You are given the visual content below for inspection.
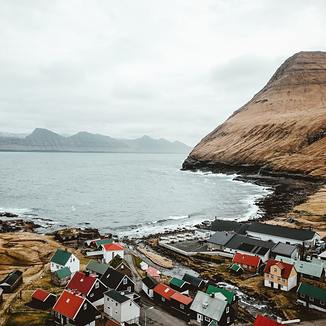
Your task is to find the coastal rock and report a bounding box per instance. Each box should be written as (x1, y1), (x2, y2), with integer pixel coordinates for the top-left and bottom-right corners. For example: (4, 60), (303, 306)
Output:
(183, 51), (326, 179)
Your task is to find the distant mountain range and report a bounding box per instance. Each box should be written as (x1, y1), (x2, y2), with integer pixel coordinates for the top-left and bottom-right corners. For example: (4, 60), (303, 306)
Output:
(0, 128), (190, 153)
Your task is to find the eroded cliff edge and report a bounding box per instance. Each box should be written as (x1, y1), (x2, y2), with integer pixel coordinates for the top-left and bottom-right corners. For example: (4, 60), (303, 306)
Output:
(183, 51), (326, 179)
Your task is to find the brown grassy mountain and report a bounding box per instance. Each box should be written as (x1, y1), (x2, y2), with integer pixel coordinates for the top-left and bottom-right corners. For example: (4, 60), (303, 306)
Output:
(183, 51), (326, 179)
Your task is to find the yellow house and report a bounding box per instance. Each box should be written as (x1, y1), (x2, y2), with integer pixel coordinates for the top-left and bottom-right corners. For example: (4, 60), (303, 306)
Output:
(264, 259), (297, 291)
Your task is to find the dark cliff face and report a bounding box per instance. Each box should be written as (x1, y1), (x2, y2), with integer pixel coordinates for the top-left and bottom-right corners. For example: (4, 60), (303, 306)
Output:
(183, 51), (326, 179)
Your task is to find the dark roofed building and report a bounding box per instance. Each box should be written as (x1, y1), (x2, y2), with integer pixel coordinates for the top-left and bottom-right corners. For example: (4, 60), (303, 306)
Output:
(210, 219), (248, 234)
(271, 242), (300, 260)
(100, 267), (135, 293)
(142, 276), (158, 299)
(86, 260), (109, 277)
(246, 223), (319, 247)
(30, 289), (57, 310)
(182, 273), (205, 291)
(297, 282), (326, 313)
(225, 234), (274, 262)
(0, 270), (23, 293)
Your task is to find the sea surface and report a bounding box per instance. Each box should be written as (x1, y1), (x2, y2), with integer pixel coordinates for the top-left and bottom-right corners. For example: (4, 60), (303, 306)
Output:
(0, 152), (271, 237)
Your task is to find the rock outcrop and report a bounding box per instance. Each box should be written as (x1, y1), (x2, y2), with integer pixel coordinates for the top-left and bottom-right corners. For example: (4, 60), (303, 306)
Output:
(183, 51), (326, 179)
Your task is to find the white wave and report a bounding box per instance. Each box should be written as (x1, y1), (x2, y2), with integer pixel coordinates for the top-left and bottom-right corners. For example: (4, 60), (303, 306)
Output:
(0, 207), (33, 215)
(168, 215), (189, 220)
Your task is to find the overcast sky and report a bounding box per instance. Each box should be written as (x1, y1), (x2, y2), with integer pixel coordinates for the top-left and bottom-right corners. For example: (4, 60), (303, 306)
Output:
(1, 0), (326, 145)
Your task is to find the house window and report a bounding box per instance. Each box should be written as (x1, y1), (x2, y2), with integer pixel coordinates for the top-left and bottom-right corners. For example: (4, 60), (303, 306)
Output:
(162, 297), (165, 302)
(95, 282), (99, 289)
(205, 316), (210, 322)
(321, 301), (325, 306)
(273, 268), (278, 273)
(123, 278), (127, 285)
(180, 304), (184, 310)
(227, 317), (230, 324)
(226, 307), (229, 314)
(300, 293), (305, 299)
(90, 293), (94, 298)
(83, 303), (87, 310)
(309, 297), (314, 302)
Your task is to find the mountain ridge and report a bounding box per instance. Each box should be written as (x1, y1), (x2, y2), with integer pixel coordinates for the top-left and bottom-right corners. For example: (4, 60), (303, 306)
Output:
(0, 128), (190, 153)
(183, 51), (326, 179)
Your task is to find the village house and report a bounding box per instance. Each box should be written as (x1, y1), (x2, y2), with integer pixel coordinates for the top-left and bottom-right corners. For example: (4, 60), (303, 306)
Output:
(207, 231), (235, 251)
(104, 289), (140, 325)
(100, 267), (135, 293)
(52, 290), (100, 326)
(140, 261), (149, 271)
(206, 285), (237, 307)
(276, 255), (325, 281)
(86, 260), (109, 278)
(146, 266), (161, 281)
(112, 261), (132, 277)
(253, 315), (281, 326)
(141, 276), (158, 299)
(210, 220), (248, 234)
(232, 253), (261, 273)
(183, 273), (206, 291)
(102, 243), (124, 264)
(30, 289), (57, 310)
(67, 271), (107, 307)
(224, 234), (274, 262)
(264, 259), (297, 291)
(297, 282), (326, 313)
(169, 277), (190, 292)
(52, 266), (72, 286)
(229, 263), (243, 275)
(190, 291), (234, 326)
(170, 292), (193, 318)
(93, 238), (113, 249)
(246, 223), (320, 248)
(270, 242), (300, 260)
(0, 270), (23, 293)
(153, 283), (176, 303)
(50, 249), (80, 274)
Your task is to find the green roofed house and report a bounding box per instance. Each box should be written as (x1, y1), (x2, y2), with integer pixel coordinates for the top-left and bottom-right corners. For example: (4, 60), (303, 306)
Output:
(50, 249), (80, 275)
(206, 285), (236, 305)
(230, 264), (243, 275)
(94, 238), (113, 248)
(297, 282), (326, 313)
(86, 260), (109, 277)
(51, 267), (72, 286)
(169, 277), (190, 292)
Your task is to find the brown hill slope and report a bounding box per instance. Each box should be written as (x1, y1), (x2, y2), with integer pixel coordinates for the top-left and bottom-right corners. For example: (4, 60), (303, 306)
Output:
(183, 51), (326, 179)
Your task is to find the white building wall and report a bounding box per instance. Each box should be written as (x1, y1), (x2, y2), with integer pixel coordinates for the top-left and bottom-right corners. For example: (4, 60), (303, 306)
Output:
(287, 275), (297, 291)
(104, 295), (122, 321)
(120, 300), (140, 324)
(66, 254), (80, 274)
(103, 250), (124, 264)
(142, 283), (153, 298)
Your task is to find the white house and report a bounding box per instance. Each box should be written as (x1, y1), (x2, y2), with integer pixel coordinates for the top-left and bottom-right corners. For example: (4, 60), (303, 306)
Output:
(101, 243), (124, 264)
(104, 289), (140, 325)
(50, 249), (80, 274)
(141, 276), (157, 299)
(246, 223), (320, 247)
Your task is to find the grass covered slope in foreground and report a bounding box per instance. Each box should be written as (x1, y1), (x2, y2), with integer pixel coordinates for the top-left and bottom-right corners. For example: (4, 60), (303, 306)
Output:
(183, 51), (326, 179)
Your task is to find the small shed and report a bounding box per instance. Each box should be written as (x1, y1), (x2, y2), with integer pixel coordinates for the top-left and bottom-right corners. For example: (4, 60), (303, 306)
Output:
(0, 270), (23, 293)
(170, 292), (193, 317)
(141, 276), (157, 299)
(146, 267), (161, 281)
(229, 263), (243, 275)
(169, 277), (190, 292)
(30, 289), (57, 310)
(51, 266), (72, 286)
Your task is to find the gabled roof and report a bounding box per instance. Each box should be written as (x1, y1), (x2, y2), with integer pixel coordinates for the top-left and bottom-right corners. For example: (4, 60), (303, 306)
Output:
(207, 231), (235, 246)
(271, 242), (298, 257)
(67, 272), (97, 295)
(147, 267), (160, 278)
(233, 253), (261, 268)
(206, 285), (235, 304)
(153, 283), (176, 300)
(102, 243), (124, 252)
(0, 270), (23, 286)
(275, 256), (323, 278)
(95, 238), (113, 247)
(190, 291), (227, 321)
(247, 223), (317, 241)
(230, 264), (243, 273)
(211, 219), (248, 234)
(253, 315), (281, 326)
(297, 282), (326, 302)
(101, 267), (132, 289)
(51, 249), (72, 266)
(182, 273), (204, 288)
(32, 289), (52, 302)
(169, 277), (188, 289)
(53, 290), (85, 320)
(54, 267), (71, 280)
(264, 259), (295, 279)
(170, 292), (193, 305)
(105, 289), (129, 304)
(86, 260), (109, 276)
(142, 276), (157, 289)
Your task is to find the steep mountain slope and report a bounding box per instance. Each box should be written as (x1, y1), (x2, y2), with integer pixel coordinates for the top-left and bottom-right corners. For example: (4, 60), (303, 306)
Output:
(0, 128), (190, 153)
(183, 51), (326, 179)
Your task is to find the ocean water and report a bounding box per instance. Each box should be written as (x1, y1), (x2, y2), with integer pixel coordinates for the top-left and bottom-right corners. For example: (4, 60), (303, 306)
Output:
(0, 152), (271, 236)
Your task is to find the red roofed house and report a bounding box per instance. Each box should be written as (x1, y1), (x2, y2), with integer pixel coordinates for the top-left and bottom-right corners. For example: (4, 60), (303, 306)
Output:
(170, 292), (193, 318)
(253, 315), (281, 326)
(66, 271), (107, 307)
(102, 243), (124, 264)
(146, 266), (161, 281)
(153, 283), (176, 303)
(30, 288), (57, 310)
(233, 253), (261, 272)
(52, 290), (100, 326)
(264, 259), (297, 291)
